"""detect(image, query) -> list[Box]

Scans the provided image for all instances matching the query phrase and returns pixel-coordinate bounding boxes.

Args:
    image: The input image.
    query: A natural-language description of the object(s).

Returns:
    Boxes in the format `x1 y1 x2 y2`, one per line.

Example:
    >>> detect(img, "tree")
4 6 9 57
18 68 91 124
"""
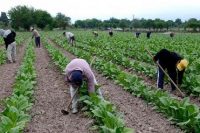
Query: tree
55 13 71 29
185 18 200 32
131 19 141 29
0 12 9 26
109 17 120 28
33 10 53 29
144 19 154 29
166 20 174 31
175 18 182 27
154 18 166 31
74 20 86 28
8 5 34 30
119 19 131 31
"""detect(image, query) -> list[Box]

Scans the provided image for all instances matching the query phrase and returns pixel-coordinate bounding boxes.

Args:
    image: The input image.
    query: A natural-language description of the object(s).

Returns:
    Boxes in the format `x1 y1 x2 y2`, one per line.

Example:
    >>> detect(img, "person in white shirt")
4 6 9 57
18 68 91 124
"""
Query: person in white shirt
63 32 75 46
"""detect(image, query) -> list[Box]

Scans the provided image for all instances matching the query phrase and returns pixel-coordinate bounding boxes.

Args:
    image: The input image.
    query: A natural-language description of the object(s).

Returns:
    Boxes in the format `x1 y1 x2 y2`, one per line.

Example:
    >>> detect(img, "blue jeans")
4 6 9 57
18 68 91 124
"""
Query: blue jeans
157 66 177 91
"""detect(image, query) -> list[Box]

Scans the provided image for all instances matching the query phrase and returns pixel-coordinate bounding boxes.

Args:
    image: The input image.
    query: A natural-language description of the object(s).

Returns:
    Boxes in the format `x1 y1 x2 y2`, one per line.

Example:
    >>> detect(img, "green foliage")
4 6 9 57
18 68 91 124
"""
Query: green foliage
43 38 133 133
0 49 6 64
49 31 200 132
54 13 71 30
8 5 35 30
8 5 69 30
0 43 36 132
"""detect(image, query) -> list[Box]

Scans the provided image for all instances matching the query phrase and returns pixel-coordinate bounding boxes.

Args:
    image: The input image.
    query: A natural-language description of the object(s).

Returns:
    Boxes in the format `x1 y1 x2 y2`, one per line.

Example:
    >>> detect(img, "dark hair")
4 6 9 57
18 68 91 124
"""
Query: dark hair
70 70 83 86
63 32 66 35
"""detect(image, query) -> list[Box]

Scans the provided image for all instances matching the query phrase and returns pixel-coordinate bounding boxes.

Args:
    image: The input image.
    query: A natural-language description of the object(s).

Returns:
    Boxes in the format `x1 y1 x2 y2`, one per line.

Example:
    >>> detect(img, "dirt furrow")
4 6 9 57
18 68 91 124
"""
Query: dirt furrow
25 45 93 133
0 40 29 112
48 39 183 133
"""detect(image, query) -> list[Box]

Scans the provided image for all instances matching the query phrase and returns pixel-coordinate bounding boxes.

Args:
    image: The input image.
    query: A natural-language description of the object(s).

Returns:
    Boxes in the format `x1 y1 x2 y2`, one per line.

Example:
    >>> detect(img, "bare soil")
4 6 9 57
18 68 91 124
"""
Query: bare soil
0 41 28 112
48 39 183 133
24 45 93 133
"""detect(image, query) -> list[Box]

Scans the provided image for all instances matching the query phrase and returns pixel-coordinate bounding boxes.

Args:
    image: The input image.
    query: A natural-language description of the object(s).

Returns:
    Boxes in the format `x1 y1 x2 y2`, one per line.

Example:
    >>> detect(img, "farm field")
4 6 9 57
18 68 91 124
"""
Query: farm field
0 30 200 133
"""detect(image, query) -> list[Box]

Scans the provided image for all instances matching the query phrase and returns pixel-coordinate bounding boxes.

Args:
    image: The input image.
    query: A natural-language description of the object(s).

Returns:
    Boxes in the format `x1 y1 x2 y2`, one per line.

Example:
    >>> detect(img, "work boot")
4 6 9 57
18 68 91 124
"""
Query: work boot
72 108 78 114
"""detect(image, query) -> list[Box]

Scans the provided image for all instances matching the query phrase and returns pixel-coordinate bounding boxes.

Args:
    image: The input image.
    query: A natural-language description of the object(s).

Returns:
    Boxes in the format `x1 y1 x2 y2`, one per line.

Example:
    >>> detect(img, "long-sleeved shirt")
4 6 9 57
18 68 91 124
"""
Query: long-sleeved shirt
154 49 184 84
65 32 74 40
32 29 40 38
64 59 96 93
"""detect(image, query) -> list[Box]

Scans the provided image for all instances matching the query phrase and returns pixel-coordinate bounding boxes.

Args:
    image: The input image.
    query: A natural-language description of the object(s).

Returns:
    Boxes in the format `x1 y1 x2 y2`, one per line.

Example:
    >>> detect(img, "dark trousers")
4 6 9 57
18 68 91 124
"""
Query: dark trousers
157 65 177 91
35 37 40 47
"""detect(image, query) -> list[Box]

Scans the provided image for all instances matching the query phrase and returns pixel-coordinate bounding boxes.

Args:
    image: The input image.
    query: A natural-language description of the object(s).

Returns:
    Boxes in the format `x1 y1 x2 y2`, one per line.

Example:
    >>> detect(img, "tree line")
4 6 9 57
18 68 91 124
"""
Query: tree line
0 5 70 30
75 18 200 32
1 5 200 32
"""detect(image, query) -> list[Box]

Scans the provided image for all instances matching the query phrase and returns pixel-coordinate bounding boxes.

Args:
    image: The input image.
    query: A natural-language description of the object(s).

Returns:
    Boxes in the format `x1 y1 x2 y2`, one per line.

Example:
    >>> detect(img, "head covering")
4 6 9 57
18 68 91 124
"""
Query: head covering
0 29 5 37
30 27 34 31
177 59 189 71
3 30 11 38
70 70 83 86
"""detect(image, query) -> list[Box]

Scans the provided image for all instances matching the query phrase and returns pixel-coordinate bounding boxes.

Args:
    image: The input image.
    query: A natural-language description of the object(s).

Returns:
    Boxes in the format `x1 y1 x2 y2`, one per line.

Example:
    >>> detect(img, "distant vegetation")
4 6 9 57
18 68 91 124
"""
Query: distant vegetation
0 5 200 32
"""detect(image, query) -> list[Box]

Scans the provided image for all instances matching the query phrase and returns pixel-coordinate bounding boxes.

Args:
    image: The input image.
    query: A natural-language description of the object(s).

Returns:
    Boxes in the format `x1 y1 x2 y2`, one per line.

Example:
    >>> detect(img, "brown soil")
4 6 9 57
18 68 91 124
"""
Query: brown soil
0 41 28 112
24 45 93 133
48 39 183 133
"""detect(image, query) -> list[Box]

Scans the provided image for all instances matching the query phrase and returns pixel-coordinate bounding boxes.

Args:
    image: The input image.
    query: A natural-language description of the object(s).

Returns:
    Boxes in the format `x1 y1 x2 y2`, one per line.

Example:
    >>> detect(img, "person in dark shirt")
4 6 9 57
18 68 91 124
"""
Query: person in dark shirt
0 29 17 63
146 31 151 39
170 32 175 38
153 49 188 91
109 29 113 37
135 32 141 38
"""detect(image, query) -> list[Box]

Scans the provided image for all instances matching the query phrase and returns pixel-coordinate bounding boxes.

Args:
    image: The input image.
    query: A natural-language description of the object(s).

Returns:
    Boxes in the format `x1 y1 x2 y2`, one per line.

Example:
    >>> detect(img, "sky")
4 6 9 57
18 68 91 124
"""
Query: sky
0 0 200 23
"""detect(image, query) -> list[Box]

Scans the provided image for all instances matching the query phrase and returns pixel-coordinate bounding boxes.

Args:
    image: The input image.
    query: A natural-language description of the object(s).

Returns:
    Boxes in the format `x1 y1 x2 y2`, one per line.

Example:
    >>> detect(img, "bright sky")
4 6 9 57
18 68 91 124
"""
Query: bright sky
1 0 200 23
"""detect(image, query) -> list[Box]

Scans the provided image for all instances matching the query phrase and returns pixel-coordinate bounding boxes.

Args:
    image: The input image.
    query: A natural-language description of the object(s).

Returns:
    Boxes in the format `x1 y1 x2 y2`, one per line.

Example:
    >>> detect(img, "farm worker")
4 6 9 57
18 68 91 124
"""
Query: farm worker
146 31 151 39
63 31 75 46
109 29 113 37
153 49 188 91
31 27 41 48
170 32 175 38
0 29 17 63
135 32 141 38
92 31 98 37
64 58 103 114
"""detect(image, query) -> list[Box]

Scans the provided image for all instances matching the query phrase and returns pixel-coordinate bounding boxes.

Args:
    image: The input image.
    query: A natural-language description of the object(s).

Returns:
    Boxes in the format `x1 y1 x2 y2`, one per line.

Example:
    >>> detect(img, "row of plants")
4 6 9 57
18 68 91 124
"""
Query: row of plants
0 32 31 66
43 39 133 133
74 31 199 73
74 32 200 95
53 34 200 97
75 31 200 66
0 49 6 64
49 35 200 132
0 42 36 132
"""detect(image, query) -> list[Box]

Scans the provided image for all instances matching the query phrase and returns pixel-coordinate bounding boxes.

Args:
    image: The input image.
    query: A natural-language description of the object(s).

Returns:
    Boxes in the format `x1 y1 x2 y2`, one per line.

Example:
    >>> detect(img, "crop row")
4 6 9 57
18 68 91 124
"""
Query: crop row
0 42 36 132
72 32 200 96
0 33 31 65
49 35 200 132
43 39 133 133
